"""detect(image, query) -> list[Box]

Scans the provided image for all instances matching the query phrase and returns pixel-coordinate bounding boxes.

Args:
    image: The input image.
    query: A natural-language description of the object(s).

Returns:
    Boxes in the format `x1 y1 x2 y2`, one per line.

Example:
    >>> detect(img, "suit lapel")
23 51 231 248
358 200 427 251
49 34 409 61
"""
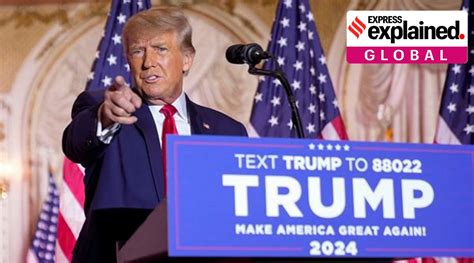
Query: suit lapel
134 105 165 201
186 95 213 135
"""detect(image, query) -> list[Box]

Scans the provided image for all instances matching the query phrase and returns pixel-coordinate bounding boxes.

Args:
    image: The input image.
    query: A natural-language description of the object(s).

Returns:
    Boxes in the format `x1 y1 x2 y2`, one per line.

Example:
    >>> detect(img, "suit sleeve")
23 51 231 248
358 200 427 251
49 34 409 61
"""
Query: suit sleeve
62 91 108 166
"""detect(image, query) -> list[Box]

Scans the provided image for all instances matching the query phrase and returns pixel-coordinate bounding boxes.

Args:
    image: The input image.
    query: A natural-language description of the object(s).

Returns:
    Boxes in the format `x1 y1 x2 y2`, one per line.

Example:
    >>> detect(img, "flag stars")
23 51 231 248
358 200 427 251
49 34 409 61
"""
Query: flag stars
268 116 279 127
87 72 94 80
137 0 143 9
333 99 339 108
255 92 263 103
308 30 314 40
299 4 306 13
469 66 474 76
293 60 303 71
107 54 117 66
447 103 456 113
277 56 285 66
277 37 288 47
466 105 474 114
95 51 100 59
319 55 326 65
309 84 316 95
306 11 314 21
123 0 131 3
124 64 130 72
284 0 292 8
298 22 307 32
310 66 316 76
102 76 112 87
464 124 474 134
468 85 474 95
280 17 290 28
296 41 305 52
318 73 327 84
310 50 314 58
318 92 326 102
306 123 315 133
320 111 326 120
112 33 122 45
259 76 266 82
273 78 282 86
449 83 458 93
308 103 316 114
451 64 461 74
287 119 293 130
117 13 127 24
291 80 301 90
270 96 281 107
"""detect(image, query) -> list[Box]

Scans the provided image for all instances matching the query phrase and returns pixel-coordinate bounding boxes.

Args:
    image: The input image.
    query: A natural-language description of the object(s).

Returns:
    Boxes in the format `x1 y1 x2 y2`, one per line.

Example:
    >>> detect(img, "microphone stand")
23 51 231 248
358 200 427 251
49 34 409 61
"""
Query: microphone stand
248 65 305 139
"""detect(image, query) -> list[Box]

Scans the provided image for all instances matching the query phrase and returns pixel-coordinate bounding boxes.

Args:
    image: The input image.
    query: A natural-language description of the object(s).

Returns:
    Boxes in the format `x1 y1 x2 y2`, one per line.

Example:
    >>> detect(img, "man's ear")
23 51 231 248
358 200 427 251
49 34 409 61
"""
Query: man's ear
182 51 195 74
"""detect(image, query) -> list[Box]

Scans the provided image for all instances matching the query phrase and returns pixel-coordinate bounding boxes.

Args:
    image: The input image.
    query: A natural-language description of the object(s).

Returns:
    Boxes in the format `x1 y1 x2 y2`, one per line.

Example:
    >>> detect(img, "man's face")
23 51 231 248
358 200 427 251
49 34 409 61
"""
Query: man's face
126 29 193 105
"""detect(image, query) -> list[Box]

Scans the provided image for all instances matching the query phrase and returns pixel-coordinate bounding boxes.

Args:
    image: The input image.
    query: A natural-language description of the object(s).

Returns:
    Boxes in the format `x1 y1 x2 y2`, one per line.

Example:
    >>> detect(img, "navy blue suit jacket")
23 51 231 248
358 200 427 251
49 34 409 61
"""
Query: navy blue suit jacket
62 89 247 262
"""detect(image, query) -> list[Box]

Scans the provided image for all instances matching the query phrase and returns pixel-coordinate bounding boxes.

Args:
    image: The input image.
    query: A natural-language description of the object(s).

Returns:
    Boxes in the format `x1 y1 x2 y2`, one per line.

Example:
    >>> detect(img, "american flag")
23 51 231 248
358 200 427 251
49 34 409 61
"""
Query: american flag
250 0 347 140
27 174 59 263
434 0 474 145
56 0 151 262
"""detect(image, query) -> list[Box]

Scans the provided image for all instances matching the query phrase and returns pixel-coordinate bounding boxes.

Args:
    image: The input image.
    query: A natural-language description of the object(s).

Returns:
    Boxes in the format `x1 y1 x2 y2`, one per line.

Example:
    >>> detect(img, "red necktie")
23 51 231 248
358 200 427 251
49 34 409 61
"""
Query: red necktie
160 104 178 196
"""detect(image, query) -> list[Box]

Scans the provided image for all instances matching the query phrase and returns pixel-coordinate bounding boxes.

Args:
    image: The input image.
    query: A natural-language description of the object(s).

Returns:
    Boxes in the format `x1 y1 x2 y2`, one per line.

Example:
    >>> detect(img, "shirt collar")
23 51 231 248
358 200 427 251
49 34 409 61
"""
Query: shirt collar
171 91 188 121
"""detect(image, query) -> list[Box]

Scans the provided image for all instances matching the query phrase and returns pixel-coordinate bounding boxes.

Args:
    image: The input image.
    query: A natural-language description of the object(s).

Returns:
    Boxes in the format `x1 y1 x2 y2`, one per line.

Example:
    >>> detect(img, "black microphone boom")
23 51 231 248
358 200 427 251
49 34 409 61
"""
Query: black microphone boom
225 43 271 65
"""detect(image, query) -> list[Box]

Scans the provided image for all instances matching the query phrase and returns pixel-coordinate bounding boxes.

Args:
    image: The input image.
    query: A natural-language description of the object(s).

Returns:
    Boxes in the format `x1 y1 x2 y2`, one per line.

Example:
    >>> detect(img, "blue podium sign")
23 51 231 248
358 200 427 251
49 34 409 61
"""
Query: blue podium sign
166 135 474 258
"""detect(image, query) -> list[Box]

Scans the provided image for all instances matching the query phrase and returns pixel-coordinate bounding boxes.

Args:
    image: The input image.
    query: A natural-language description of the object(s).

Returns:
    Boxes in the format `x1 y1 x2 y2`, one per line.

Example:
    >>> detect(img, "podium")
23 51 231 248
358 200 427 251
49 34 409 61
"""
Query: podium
117 135 474 262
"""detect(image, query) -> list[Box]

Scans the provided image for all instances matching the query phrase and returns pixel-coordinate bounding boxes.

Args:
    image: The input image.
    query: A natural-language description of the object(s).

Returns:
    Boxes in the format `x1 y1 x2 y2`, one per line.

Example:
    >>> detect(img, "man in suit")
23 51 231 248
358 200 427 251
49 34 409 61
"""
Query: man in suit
62 6 247 262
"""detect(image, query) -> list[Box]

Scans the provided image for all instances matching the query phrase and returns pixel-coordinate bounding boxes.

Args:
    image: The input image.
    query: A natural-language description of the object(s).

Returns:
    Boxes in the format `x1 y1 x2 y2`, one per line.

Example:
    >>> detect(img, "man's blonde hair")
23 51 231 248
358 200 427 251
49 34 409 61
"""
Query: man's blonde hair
123 6 196 55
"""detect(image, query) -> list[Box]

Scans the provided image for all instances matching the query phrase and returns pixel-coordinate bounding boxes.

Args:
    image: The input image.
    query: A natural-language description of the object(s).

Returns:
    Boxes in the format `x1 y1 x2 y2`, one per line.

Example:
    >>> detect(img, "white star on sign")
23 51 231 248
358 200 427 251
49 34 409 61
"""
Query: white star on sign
318 143 324 150
447 103 456 113
268 116 279 127
335 144 342 151
308 143 316 150
280 17 290 28
343 145 350 151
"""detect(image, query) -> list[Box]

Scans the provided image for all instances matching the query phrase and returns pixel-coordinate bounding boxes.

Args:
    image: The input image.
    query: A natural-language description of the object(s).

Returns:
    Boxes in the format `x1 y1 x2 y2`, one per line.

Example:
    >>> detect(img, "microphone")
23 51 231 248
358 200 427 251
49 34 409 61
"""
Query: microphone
225 43 271 65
